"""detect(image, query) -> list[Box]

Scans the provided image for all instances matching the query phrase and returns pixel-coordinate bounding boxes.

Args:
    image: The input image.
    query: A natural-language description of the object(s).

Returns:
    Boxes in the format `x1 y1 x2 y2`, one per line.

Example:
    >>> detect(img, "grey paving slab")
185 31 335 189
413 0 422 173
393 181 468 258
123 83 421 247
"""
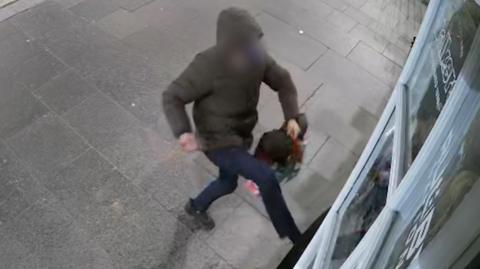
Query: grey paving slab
344 0 368 8
256 12 328 70
351 106 379 135
258 98 284 131
0 142 55 206
283 167 344 229
132 0 214 50
96 9 147 39
11 0 81 39
43 155 144 235
125 91 175 141
135 152 211 211
63 92 142 147
116 0 153 12
260 0 333 32
95 199 193 269
303 129 329 165
63 92 175 181
344 6 375 26
0 81 48 139
207 202 289 269
132 0 196 29
307 50 389 117
0 30 42 71
297 18 359 57
368 20 404 45
309 137 357 183
37 149 115 224
348 41 402 88
37 16 119 67
273 52 324 104
0 160 32 227
34 69 97 115
383 41 408 67
304 84 375 155
6 113 88 175
31 146 196 268
327 10 358 32
69 0 118 22
159 235 234 269
349 23 389 53
69 40 168 110
321 0 349 11
54 0 83 8
121 26 195 79
359 0 383 19
6 198 113 269
0 20 17 41
0 185 30 224
11 49 67 91
0 227 42 269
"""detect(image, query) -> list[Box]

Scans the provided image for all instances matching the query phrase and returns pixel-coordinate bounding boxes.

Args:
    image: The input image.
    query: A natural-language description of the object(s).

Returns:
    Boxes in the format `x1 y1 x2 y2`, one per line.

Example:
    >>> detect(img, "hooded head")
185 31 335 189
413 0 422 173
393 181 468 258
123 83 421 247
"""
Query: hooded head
217 7 263 47
217 8 265 67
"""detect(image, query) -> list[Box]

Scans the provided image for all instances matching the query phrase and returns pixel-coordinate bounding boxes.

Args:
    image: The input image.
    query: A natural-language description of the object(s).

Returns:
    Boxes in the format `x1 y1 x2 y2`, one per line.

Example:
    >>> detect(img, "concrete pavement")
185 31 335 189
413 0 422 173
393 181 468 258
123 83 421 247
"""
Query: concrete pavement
0 0 424 268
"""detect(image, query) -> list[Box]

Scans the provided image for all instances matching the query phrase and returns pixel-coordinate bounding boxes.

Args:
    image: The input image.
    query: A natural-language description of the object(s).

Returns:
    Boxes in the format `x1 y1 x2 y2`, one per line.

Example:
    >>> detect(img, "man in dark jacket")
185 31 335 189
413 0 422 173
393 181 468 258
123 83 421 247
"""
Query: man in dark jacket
163 7 302 243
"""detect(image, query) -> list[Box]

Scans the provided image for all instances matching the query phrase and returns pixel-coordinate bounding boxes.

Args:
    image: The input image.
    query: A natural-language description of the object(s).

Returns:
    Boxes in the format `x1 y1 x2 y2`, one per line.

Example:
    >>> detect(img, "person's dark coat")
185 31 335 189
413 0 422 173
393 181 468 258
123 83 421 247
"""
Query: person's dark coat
162 7 299 150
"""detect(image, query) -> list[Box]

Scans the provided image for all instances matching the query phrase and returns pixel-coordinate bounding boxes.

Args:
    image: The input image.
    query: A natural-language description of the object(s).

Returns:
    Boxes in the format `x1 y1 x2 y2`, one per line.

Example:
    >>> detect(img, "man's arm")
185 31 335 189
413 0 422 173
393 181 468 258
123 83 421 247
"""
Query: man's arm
263 54 300 121
162 53 212 138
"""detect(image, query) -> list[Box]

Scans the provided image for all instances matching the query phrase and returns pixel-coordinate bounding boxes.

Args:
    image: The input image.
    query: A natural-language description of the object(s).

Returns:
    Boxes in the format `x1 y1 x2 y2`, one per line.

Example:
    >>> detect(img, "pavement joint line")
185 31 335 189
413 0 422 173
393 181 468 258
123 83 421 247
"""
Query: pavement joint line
301 82 324 108
346 39 360 57
306 135 331 166
305 48 328 71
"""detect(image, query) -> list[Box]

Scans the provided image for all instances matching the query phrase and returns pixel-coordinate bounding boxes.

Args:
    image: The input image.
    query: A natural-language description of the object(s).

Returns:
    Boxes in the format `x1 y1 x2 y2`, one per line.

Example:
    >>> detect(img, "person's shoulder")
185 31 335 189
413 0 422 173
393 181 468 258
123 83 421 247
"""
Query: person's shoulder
192 46 220 69
196 46 218 60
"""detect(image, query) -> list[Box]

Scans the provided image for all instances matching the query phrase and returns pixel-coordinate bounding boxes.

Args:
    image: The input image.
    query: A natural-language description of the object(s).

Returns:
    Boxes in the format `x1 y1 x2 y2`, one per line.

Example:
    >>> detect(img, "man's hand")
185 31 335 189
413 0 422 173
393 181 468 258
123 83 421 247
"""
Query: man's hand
286 119 301 139
179 133 198 152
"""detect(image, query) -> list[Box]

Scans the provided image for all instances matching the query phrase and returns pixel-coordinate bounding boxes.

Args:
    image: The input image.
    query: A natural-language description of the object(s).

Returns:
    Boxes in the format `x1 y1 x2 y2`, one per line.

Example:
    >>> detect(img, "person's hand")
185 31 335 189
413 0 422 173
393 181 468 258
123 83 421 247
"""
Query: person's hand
179 133 198 152
286 119 301 139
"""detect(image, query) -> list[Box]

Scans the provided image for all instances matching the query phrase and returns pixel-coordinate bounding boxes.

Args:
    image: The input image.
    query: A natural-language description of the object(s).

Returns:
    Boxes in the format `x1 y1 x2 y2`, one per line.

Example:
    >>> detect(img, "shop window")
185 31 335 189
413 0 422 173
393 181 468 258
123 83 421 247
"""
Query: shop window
330 113 395 268
407 0 480 165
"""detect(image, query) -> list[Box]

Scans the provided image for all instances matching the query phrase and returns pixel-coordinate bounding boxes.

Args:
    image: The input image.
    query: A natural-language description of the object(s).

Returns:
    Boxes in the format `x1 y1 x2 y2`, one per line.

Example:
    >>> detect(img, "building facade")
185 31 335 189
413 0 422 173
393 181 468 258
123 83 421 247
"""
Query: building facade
295 0 480 268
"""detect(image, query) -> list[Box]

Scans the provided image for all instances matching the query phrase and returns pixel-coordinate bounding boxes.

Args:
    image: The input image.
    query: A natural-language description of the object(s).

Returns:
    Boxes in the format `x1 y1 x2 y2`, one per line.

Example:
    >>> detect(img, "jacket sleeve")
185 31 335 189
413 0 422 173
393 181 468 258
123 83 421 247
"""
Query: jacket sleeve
162 53 212 138
263 54 300 120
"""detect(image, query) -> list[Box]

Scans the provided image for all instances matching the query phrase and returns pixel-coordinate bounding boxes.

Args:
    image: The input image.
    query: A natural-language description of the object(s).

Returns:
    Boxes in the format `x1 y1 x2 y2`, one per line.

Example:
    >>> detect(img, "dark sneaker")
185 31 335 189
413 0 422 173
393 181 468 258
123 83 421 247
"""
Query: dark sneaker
184 200 215 231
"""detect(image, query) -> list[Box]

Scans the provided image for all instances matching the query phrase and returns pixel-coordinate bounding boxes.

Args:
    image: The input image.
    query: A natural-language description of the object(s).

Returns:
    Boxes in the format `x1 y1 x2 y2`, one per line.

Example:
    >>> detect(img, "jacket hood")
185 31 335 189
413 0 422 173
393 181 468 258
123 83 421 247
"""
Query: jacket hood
216 7 263 47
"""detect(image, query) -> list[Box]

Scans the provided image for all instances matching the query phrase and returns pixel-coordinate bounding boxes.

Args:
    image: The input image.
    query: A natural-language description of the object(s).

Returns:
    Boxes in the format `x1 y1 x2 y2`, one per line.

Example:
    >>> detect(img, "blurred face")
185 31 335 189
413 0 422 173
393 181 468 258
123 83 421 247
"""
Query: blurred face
229 39 264 70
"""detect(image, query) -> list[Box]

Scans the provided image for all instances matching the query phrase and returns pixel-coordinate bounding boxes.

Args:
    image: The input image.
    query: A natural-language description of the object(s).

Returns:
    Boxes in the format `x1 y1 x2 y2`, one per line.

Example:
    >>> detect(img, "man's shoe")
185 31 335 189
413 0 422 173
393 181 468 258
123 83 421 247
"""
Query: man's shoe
184 200 215 231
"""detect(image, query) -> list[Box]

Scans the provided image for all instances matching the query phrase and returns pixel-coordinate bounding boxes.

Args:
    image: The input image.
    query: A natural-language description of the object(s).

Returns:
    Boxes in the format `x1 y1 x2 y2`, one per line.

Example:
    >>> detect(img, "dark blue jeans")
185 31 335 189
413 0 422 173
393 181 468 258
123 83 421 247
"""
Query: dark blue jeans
192 147 301 242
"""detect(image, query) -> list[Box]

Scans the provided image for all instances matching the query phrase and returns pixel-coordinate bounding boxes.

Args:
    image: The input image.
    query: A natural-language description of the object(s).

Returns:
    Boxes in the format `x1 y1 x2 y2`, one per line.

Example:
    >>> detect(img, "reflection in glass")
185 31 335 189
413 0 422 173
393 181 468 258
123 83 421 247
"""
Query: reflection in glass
330 114 395 268
408 0 480 164
383 22 480 269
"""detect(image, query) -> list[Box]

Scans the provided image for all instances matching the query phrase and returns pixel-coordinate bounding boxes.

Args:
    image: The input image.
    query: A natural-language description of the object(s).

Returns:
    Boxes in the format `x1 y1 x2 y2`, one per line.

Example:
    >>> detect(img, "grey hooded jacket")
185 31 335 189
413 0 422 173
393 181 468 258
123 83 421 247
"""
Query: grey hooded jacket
162 7 299 151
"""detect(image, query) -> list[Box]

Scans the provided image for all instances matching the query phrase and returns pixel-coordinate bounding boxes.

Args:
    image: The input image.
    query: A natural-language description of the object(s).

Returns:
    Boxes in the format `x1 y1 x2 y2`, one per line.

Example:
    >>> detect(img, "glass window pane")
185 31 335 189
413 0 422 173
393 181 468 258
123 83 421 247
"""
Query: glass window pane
330 113 395 268
376 20 480 269
385 102 480 269
408 0 480 165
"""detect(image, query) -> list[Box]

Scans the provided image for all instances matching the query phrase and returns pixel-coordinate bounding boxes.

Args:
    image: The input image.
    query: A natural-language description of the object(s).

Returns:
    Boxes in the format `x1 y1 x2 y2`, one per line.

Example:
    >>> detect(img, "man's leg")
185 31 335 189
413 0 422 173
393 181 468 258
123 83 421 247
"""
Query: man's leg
207 147 301 243
192 167 238 211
